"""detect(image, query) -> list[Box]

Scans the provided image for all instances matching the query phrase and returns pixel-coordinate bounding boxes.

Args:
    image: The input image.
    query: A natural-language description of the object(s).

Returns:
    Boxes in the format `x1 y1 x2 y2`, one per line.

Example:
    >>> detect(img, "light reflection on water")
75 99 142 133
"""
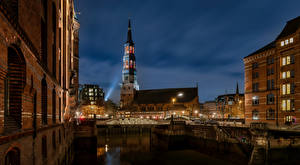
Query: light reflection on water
97 134 151 164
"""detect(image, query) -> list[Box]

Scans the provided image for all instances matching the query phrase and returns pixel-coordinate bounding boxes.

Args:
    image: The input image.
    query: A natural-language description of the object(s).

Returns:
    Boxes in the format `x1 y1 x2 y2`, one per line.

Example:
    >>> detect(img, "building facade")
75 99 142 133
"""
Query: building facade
79 84 105 118
0 0 79 164
244 16 300 126
201 101 219 118
216 84 245 119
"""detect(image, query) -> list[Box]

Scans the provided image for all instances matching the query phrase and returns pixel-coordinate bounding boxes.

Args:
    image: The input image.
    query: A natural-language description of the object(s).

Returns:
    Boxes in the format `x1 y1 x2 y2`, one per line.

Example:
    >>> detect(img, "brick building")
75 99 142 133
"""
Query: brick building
0 0 79 164
216 84 245 119
244 16 300 126
201 101 218 118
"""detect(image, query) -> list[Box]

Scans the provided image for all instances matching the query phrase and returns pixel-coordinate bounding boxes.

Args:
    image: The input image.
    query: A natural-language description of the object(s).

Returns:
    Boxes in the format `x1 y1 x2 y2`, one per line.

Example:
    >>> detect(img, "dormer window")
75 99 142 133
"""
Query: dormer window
281 37 294 47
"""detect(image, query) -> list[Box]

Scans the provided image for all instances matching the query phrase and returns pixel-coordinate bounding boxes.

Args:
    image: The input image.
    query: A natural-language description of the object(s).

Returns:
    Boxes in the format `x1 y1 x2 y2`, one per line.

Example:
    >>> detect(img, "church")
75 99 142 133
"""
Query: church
119 20 199 119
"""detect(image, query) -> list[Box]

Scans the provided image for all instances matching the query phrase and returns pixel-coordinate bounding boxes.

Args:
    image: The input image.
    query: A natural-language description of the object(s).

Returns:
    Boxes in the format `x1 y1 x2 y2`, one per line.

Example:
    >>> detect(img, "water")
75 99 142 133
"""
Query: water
97 131 233 165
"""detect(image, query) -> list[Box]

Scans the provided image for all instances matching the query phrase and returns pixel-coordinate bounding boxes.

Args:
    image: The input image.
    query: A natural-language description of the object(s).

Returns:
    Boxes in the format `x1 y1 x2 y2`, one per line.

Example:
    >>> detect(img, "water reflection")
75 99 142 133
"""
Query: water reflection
98 133 150 164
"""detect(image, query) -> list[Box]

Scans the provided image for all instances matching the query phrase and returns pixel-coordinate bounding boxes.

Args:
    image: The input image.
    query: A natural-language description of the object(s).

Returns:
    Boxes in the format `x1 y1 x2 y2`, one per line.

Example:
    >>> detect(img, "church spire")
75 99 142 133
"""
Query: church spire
127 19 133 43
236 82 239 94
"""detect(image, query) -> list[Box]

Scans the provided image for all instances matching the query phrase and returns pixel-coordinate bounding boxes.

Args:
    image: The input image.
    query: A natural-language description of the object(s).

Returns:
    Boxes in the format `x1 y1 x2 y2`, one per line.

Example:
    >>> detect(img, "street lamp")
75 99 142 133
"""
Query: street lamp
178 92 184 97
172 98 176 104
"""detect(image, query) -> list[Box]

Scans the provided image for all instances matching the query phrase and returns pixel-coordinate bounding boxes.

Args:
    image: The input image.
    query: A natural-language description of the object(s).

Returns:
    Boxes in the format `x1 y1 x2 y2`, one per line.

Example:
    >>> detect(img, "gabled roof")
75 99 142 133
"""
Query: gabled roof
244 41 276 59
276 16 300 40
135 87 198 104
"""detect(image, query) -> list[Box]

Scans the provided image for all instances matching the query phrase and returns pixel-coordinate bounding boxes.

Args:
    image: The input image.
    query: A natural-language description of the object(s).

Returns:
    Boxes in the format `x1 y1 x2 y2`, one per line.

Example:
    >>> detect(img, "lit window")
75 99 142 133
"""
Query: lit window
252 110 259 120
282 72 286 79
281 41 284 46
282 100 286 111
287 84 290 94
252 96 259 105
287 56 290 65
287 71 290 78
282 84 286 95
287 99 291 111
285 39 289 45
290 38 293 43
282 57 286 66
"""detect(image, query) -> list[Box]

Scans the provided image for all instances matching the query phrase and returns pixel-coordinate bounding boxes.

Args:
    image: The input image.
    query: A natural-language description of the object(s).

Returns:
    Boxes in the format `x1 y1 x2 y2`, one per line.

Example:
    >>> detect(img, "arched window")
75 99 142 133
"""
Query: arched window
266 108 275 120
52 89 56 124
6 46 26 130
41 77 47 125
252 110 259 120
5 147 20 165
267 93 274 105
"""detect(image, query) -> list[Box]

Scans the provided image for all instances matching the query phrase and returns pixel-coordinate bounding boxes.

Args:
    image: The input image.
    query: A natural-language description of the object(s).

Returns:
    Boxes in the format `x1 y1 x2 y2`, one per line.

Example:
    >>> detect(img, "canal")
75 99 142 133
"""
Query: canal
74 128 233 165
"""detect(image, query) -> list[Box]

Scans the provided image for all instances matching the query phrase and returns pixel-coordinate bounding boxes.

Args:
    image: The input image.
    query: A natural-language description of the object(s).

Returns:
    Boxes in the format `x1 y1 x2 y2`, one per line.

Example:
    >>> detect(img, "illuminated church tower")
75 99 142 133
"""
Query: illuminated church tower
120 19 139 108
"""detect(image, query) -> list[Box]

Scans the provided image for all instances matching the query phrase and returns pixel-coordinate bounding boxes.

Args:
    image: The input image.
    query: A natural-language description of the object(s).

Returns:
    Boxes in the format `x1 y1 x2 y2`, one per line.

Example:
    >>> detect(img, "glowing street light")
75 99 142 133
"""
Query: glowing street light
172 98 176 104
178 92 184 97
194 110 198 114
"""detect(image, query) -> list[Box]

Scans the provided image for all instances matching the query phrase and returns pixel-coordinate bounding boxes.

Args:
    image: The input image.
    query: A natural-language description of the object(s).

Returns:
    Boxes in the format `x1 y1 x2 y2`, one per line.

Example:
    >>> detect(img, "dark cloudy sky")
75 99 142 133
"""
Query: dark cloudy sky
77 0 300 103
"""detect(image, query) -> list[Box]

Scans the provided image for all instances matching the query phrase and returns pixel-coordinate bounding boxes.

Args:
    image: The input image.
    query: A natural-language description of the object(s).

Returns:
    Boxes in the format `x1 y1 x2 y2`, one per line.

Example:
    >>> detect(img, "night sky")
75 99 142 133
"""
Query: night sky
76 0 300 103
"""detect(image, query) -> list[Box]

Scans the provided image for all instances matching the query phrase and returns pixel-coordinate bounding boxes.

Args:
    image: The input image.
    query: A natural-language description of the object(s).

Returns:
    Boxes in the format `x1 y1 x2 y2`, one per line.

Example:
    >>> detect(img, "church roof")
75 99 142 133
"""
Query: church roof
134 87 198 104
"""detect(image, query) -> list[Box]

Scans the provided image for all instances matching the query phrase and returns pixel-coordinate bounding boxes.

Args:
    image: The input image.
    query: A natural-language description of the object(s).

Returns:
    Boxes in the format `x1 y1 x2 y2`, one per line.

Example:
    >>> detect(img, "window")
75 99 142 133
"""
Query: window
282 72 286 79
252 96 259 105
282 55 294 66
267 68 274 76
267 57 274 65
7 46 26 129
282 84 286 95
266 109 275 120
267 94 274 104
282 99 294 111
252 110 259 120
267 80 274 90
252 72 259 79
282 100 286 111
287 56 291 65
5 147 20 165
252 83 259 92
282 83 292 95
291 70 295 78
252 62 258 69
285 116 295 125
291 83 295 94
281 38 294 46
290 55 295 64
282 57 286 66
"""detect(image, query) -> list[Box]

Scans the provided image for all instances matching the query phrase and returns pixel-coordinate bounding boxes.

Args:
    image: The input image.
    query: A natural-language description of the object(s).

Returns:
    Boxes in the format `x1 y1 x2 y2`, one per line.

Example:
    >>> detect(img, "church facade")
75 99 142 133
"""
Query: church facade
120 20 199 118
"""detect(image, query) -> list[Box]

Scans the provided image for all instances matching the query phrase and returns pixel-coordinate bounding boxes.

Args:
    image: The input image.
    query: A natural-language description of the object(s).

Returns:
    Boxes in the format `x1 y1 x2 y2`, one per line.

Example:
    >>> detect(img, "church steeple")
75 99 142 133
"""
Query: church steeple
236 82 239 94
121 19 139 109
127 19 133 44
